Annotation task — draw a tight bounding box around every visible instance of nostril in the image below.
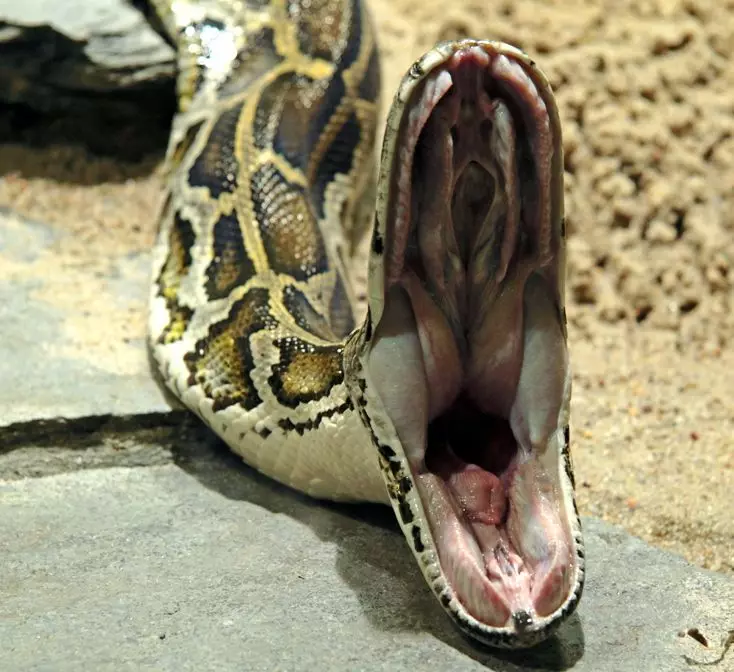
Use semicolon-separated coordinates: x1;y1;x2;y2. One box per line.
450;126;459;145
513;610;533;632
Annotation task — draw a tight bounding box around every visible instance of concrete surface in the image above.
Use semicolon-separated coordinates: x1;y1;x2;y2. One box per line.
2;431;732;671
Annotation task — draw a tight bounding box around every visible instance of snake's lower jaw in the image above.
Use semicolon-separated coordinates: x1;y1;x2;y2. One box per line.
364;42;583;647
369;280;579;646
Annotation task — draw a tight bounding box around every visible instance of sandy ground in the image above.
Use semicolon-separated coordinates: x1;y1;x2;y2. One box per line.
0;0;732;575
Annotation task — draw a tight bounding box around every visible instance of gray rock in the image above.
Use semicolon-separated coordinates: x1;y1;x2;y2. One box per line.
0;0;174;114
1;446;732;671
0;209;175;428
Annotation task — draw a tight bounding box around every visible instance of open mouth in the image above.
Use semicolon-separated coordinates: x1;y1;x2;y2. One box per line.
367;43;579;636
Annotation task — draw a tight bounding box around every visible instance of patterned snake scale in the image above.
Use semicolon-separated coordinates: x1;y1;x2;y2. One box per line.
148;0;584;648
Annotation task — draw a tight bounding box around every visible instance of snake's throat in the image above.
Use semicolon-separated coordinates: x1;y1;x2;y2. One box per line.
367;44;578;640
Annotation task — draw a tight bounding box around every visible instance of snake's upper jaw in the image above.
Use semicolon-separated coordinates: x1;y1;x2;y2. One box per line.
362;42;583;648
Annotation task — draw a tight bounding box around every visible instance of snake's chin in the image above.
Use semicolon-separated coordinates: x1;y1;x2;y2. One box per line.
367;43;580;643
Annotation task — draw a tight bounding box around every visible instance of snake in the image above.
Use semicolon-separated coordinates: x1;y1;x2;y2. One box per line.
147;0;584;649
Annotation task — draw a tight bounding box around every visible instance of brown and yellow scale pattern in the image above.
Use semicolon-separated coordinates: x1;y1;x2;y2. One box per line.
150;0;387;501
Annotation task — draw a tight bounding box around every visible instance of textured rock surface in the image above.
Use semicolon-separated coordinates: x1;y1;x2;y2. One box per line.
0;0;174;108
0;0;175;157
1;453;732;671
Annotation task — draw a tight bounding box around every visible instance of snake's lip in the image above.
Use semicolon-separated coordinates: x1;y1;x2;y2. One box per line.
365;40;584;648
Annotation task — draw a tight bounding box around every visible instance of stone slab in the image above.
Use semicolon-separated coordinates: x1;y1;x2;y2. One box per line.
0;0;174;104
1;454;731;671
0;210;175;427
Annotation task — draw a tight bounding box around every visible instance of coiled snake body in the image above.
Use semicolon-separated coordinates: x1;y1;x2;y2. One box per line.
148;0;584;648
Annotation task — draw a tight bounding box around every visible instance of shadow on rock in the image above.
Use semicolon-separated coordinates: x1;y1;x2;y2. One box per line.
171;427;585;671
0;100;171;179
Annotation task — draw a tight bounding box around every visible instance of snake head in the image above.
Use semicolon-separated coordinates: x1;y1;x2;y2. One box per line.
347;41;583;649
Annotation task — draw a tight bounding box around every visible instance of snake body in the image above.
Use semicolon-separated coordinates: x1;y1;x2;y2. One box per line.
148;0;584;648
